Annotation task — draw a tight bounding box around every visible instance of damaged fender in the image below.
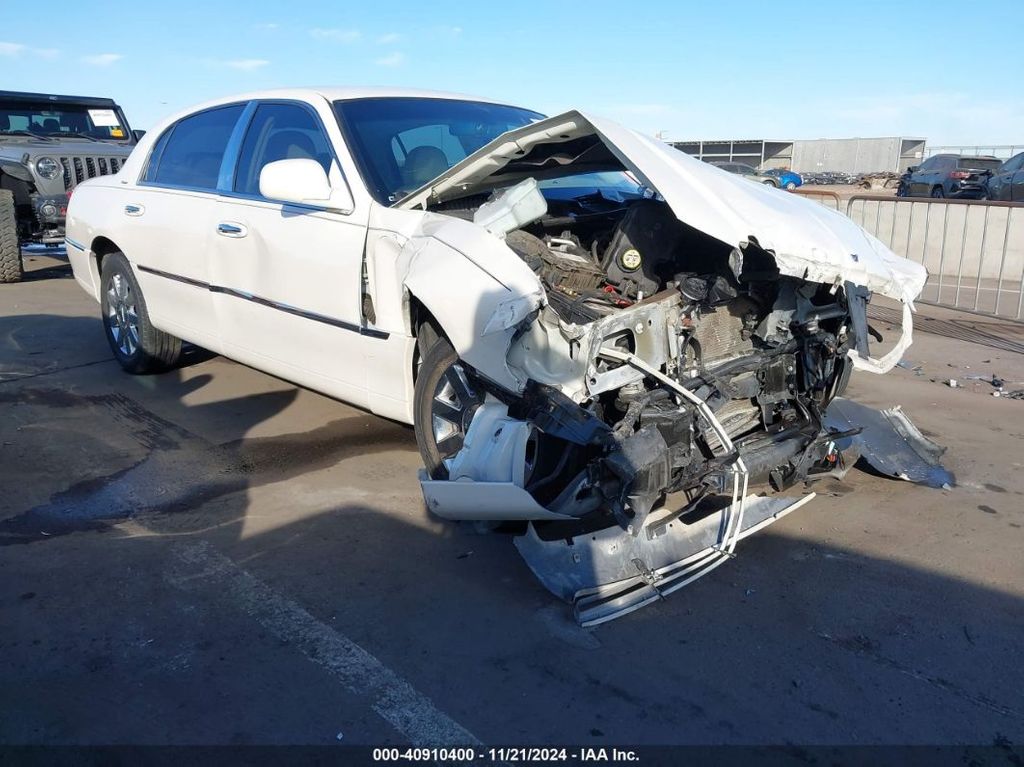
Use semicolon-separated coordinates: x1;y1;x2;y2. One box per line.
401;213;546;393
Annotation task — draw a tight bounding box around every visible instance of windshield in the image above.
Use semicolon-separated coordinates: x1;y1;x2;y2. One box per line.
0;100;130;141
334;97;544;204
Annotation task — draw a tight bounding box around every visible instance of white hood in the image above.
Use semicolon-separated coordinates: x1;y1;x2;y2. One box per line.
398;111;928;373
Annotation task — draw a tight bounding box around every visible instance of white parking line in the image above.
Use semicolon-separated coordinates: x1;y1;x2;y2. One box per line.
165;539;480;746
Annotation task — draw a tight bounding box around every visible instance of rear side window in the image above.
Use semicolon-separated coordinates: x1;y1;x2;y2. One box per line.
146;105;244;190
233;103;334;196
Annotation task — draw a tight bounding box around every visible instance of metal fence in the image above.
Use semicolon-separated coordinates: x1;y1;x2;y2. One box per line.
790;191;1024;321
923;144;1022;162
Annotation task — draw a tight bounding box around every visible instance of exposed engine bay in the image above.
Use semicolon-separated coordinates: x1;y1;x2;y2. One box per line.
408;111;936;626
451;185;863;518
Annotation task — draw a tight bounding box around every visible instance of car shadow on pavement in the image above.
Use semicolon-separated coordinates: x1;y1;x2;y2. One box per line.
1;313;1023;746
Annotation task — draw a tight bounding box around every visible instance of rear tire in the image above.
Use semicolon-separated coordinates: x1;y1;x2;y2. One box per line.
100;252;182;373
0;190;23;284
413;335;484;480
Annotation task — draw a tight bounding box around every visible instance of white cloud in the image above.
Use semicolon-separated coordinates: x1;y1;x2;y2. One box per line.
223;58;270;71
82;53;123;66
376;32;401;44
374;52;405;68
0;41;60;58
425;25;462;38
310;27;360;43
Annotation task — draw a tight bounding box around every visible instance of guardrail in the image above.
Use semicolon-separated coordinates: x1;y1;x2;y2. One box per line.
788;189;842;211
789;190;1024;321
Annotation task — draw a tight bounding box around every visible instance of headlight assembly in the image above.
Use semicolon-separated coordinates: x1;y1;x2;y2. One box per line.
35;156;62;180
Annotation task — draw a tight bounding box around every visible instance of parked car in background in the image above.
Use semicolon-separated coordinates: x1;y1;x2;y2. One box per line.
760;168;802;189
898;153;1002;199
984;152;1024;202
710;161;776;186
0;90;139;282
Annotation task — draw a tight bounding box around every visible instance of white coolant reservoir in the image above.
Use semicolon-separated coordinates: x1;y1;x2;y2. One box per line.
472;177;548;237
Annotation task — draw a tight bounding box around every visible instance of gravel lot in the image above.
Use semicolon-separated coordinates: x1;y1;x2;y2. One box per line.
2;250;1023;748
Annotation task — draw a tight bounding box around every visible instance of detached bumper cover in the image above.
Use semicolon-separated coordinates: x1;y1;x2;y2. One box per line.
515;493;818;627
420;471;575;521
824;398;955;489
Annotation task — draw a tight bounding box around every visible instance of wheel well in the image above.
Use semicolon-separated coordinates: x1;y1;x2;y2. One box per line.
407;293;445;379
90;237;121;289
0;165;35;204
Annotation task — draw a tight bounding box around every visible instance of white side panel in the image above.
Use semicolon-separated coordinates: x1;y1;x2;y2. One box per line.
209;196;372;410
66;180;221;350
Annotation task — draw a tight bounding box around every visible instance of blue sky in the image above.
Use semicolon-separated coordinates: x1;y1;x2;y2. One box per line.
3;0;1022;145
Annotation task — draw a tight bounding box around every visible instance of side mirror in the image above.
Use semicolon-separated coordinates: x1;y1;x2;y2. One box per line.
906;166;918;173
259;158;353;212
132;129;147;142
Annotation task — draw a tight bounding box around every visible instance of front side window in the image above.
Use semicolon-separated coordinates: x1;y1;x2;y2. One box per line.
334;97;544;204
147;105;244;190
234;103;334;196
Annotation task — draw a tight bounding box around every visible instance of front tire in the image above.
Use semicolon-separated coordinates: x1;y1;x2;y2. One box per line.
785;181;797;190
413;335;484;480
100;252;182;373
0;190;23;284
931;186;945;198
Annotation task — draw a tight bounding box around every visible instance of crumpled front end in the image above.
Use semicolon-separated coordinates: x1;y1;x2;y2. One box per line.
407;118;931;623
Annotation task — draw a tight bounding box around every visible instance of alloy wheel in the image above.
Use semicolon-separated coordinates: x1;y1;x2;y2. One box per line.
105;272;140;358
430;362;483;460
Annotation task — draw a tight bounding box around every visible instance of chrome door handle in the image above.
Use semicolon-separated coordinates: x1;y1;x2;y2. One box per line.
124;204;144;216
216;222;247;238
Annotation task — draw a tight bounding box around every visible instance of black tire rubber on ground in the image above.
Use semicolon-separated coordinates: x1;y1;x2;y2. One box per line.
0;189;23;284
100;252;182;373
931;186;945;198
785;181;797;190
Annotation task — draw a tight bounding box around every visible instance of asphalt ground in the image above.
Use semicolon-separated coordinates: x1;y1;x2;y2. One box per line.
2;249;1023;751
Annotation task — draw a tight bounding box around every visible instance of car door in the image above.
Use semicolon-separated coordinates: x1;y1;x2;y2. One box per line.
987;155;1014;200
120;104;245;349
935;156;956;194
209;100;372;408
1004;153;1024;201
909;156;932;195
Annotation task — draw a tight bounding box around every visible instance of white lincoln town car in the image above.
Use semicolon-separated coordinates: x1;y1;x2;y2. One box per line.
66;88;927;623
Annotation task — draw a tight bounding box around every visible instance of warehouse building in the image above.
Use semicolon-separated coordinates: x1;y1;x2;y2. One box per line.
669;137;927;174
